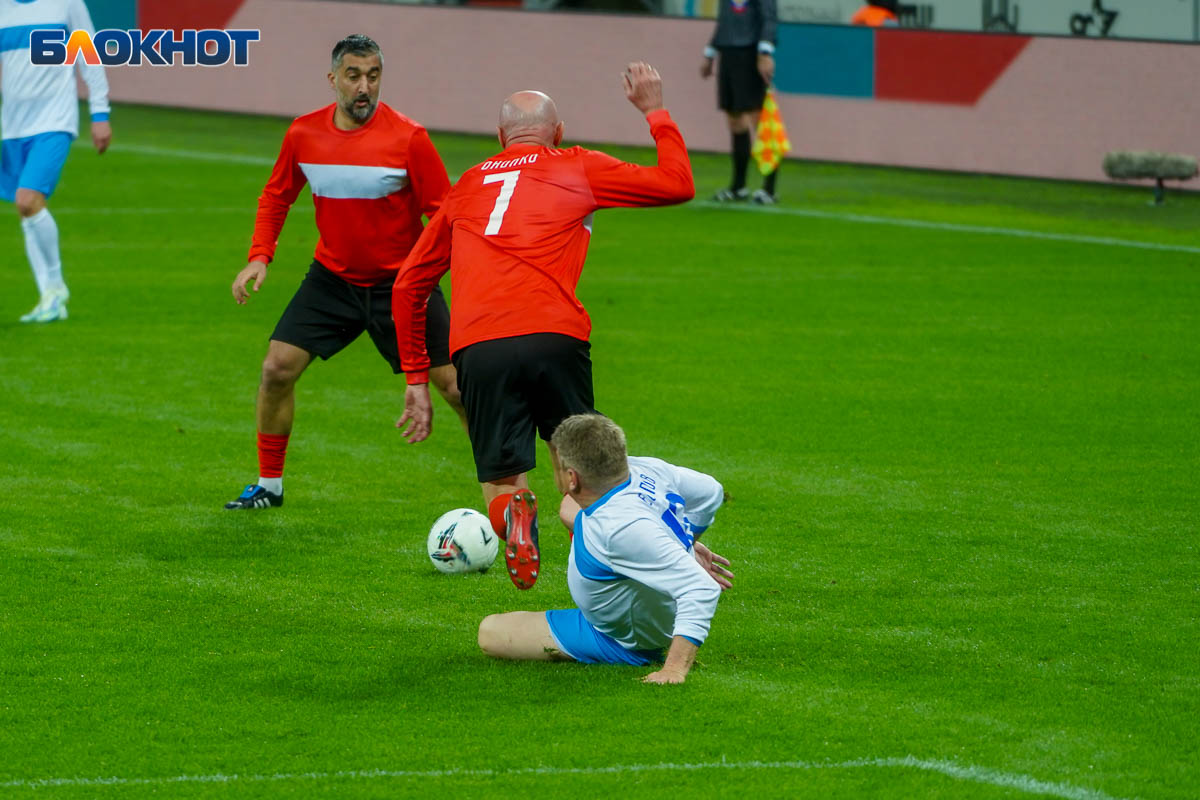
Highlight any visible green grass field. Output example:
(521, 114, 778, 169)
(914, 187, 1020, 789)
(0, 103, 1197, 799)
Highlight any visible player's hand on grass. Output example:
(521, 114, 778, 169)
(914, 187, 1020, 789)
(643, 668, 687, 685)
(397, 383, 433, 443)
(756, 53, 775, 86)
(693, 541, 733, 590)
(232, 260, 269, 304)
(700, 57, 714, 79)
(91, 121, 112, 154)
(623, 62, 664, 115)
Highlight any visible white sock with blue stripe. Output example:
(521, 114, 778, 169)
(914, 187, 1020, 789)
(21, 208, 65, 297)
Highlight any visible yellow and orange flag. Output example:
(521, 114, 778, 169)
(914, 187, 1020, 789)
(752, 89, 792, 175)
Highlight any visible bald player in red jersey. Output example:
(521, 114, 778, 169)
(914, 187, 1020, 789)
(392, 62, 694, 589)
(225, 34, 464, 511)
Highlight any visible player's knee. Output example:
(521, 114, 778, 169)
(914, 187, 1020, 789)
(260, 354, 302, 390)
(478, 614, 506, 658)
(14, 192, 44, 218)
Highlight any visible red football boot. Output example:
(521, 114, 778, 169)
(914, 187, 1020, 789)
(504, 489, 540, 590)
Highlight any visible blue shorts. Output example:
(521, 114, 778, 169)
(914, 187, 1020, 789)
(545, 609, 663, 666)
(0, 132, 73, 202)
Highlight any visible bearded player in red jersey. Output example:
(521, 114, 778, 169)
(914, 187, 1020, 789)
(392, 62, 694, 589)
(225, 35, 465, 510)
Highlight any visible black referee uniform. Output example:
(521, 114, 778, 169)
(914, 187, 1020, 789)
(705, 0, 780, 201)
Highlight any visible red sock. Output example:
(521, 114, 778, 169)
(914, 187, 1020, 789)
(257, 432, 289, 479)
(488, 492, 513, 539)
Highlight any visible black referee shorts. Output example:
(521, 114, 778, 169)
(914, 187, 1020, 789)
(717, 46, 767, 113)
(271, 260, 450, 374)
(453, 333, 596, 483)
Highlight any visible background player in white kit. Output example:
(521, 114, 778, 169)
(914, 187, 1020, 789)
(477, 414, 734, 684)
(1, 0, 111, 323)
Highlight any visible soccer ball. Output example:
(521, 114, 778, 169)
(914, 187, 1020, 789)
(426, 508, 498, 574)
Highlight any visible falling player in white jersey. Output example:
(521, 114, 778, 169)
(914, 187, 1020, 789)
(1, 0, 111, 322)
(477, 414, 734, 684)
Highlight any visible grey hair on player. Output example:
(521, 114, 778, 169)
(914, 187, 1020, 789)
(498, 91, 559, 144)
(331, 34, 383, 70)
(551, 414, 629, 491)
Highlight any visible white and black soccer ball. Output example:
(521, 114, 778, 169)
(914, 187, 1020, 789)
(426, 508, 498, 574)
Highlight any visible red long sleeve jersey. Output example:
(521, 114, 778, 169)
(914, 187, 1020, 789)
(248, 103, 450, 286)
(393, 109, 694, 383)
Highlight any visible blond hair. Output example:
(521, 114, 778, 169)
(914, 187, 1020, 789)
(551, 414, 629, 490)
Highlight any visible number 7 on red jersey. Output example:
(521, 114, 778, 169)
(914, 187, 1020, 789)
(482, 170, 521, 236)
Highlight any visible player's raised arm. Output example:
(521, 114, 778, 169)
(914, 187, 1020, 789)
(582, 63, 695, 208)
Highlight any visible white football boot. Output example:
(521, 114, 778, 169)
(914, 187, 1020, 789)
(19, 288, 69, 323)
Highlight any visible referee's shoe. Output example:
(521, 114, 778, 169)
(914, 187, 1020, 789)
(504, 489, 540, 590)
(224, 484, 284, 510)
(712, 187, 749, 202)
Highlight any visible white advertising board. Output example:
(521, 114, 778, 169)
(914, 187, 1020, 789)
(773, 0, 1200, 42)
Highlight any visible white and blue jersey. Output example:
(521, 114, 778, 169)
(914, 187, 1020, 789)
(548, 456, 724, 664)
(1, 0, 110, 141)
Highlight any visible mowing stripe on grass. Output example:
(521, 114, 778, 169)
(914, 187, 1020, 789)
(74, 140, 1197, 256)
(695, 201, 1200, 255)
(0, 756, 1131, 799)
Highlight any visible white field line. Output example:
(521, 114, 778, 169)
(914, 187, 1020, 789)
(0, 756, 1134, 799)
(74, 141, 276, 166)
(71, 140, 1197, 255)
(52, 207, 255, 215)
(695, 200, 1200, 255)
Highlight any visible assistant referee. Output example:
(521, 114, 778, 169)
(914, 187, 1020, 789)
(700, 0, 780, 204)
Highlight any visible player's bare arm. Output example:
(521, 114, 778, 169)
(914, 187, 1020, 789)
(558, 494, 583, 531)
(643, 636, 700, 684)
(622, 62, 665, 114)
(91, 121, 112, 154)
(693, 541, 734, 590)
(232, 259, 269, 304)
(397, 383, 433, 443)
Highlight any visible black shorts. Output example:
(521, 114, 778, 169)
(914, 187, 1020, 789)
(717, 46, 767, 113)
(271, 260, 450, 374)
(453, 333, 596, 483)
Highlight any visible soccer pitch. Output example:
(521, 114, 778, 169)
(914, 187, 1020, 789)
(0, 103, 1197, 799)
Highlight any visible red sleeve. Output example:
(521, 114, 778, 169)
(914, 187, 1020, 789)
(248, 126, 307, 264)
(408, 127, 451, 220)
(582, 109, 695, 209)
(393, 206, 453, 384)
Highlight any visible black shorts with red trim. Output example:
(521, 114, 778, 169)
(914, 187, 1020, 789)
(271, 260, 450, 374)
(453, 333, 596, 483)
(717, 46, 767, 113)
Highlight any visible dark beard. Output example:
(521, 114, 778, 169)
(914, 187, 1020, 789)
(344, 98, 375, 122)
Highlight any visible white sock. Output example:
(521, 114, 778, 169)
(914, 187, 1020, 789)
(257, 477, 283, 495)
(21, 208, 65, 296)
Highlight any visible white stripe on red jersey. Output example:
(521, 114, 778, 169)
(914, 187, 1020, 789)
(298, 163, 410, 200)
(249, 102, 449, 287)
